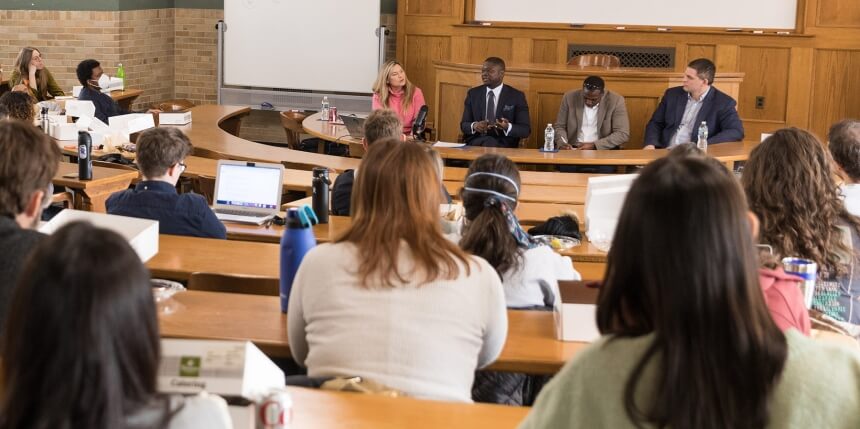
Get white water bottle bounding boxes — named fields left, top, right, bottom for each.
left=544, top=124, right=555, bottom=151
left=320, top=96, right=330, bottom=121
left=697, top=121, right=708, bottom=152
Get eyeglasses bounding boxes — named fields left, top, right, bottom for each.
left=583, top=83, right=603, bottom=92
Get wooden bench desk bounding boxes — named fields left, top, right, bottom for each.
left=159, top=290, right=588, bottom=375
left=53, top=162, right=138, bottom=212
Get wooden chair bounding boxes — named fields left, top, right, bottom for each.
left=190, top=175, right=216, bottom=205
left=51, top=191, right=75, bottom=208
left=567, top=54, right=621, bottom=68
left=187, top=272, right=280, bottom=296
left=152, top=99, right=195, bottom=112
left=279, top=110, right=309, bottom=150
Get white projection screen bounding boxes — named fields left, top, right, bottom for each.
left=475, top=0, right=797, bottom=30
left=224, top=0, right=382, bottom=93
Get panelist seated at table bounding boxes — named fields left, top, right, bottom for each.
left=289, top=140, right=507, bottom=403
left=0, top=91, right=36, bottom=123
left=8, top=47, right=65, bottom=102
left=0, top=121, right=61, bottom=332
left=76, top=59, right=159, bottom=123
left=554, top=76, right=630, bottom=151
left=460, top=57, right=530, bottom=148
left=644, top=58, right=744, bottom=149
left=331, top=109, right=451, bottom=216
left=106, top=128, right=227, bottom=239
left=372, top=60, right=425, bottom=135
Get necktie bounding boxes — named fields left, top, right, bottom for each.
left=486, top=90, right=496, bottom=122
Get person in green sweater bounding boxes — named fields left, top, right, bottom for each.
left=8, top=47, right=65, bottom=102
left=520, top=155, right=860, bottom=429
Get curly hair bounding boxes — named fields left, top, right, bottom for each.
left=742, top=127, right=860, bottom=276
left=0, top=91, right=36, bottom=123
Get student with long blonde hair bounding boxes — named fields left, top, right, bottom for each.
left=288, top=139, right=507, bottom=403
left=371, top=60, right=426, bottom=134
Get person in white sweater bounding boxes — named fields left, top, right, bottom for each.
left=288, top=139, right=508, bottom=403
left=0, top=222, right=232, bottom=429
left=458, top=154, right=580, bottom=308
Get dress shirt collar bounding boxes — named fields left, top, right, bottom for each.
left=135, top=180, right=178, bottom=194
left=688, top=86, right=711, bottom=102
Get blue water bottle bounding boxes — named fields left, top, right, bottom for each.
left=280, top=206, right=318, bottom=313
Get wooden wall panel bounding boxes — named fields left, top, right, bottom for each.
left=687, top=44, right=716, bottom=63
left=406, top=0, right=454, bottom=16
left=437, top=83, right=470, bottom=142
left=531, top=39, right=559, bottom=64
left=737, top=47, right=790, bottom=121
left=536, top=92, right=565, bottom=137
left=623, top=96, right=660, bottom=149
left=810, top=49, right=860, bottom=139
left=816, top=0, right=860, bottom=28
left=403, top=35, right=452, bottom=113
left=468, top=37, right=513, bottom=64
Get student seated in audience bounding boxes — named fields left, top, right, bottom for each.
left=744, top=128, right=860, bottom=326
left=106, top=128, right=227, bottom=239
left=519, top=155, right=860, bottom=429
left=288, top=139, right=508, bottom=403
left=331, top=109, right=451, bottom=216
left=372, top=60, right=426, bottom=135
left=828, top=119, right=860, bottom=216
left=0, top=91, right=36, bottom=123
left=0, top=120, right=60, bottom=333
left=7, top=47, right=65, bottom=102
left=0, top=222, right=232, bottom=429
left=75, top=59, right=159, bottom=123
left=459, top=154, right=580, bottom=308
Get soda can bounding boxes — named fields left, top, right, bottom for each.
left=782, top=257, right=817, bottom=309
left=330, top=106, right=338, bottom=122
left=259, top=389, right=293, bottom=429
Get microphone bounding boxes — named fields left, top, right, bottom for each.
left=412, top=105, right=429, bottom=141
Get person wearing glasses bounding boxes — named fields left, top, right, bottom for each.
left=460, top=57, right=531, bottom=148
left=554, top=76, right=629, bottom=151
left=8, top=47, right=65, bottom=102
left=106, top=128, right=226, bottom=239
left=644, top=58, right=744, bottom=149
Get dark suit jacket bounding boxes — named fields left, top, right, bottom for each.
left=460, top=84, right=530, bottom=148
left=554, top=89, right=630, bottom=149
left=644, top=86, right=744, bottom=148
left=331, top=169, right=452, bottom=216
left=0, top=216, right=44, bottom=333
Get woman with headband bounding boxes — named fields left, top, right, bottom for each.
left=459, top=154, right=580, bottom=309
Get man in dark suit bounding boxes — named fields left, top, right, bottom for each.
left=644, top=58, right=744, bottom=149
left=460, top=57, right=530, bottom=148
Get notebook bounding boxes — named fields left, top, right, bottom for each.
left=212, top=160, right=285, bottom=225
left=340, top=115, right=366, bottom=138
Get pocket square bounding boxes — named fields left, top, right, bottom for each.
left=503, top=105, right=515, bottom=112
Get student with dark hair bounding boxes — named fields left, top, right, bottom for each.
left=520, top=155, right=860, bottom=429
left=0, top=120, right=60, bottom=333
left=829, top=119, right=860, bottom=216
left=460, top=57, right=530, bottom=148
left=744, top=127, right=860, bottom=326
left=0, top=222, right=232, bottom=429
left=106, top=127, right=226, bottom=239
left=75, top=59, right=159, bottom=123
left=459, top=154, right=579, bottom=308
left=644, top=58, right=744, bottom=149
left=0, top=91, right=36, bottom=123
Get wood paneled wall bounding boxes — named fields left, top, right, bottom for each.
left=397, top=0, right=860, bottom=143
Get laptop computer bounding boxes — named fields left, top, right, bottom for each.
left=212, top=160, right=285, bottom=225
left=340, top=115, right=366, bottom=139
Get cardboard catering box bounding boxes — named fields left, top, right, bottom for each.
left=554, top=280, right=601, bottom=342
left=39, top=210, right=159, bottom=262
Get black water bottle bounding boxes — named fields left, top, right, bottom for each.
left=311, top=167, right=331, bottom=224
left=78, top=131, right=93, bottom=180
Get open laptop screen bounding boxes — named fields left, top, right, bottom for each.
left=215, top=163, right=282, bottom=210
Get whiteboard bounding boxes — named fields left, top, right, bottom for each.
left=224, top=0, right=381, bottom=93
left=475, top=0, right=797, bottom=30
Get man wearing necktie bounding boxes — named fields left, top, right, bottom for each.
left=460, top=57, right=531, bottom=148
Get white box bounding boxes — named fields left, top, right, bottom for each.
left=228, top=404, right=255, bottom=429
left=39, top=210, right=159, bottom=262
left=554, top=280, right=601, bottom=342
left=584, top=174, right=637, bottom=244
left=159, top=111, right=192, bottom=125
left=50, top=122, right=79, bottom=141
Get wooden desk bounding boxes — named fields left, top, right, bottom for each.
left=53, top=162, right=138, bottom=212
left=285, top=386, right=528, bottom=428
left=159, top=290, right=588, bottom=375
left=111, top=88, right=143, bottom=111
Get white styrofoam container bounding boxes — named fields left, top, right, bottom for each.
left=38, top=210, right=159, bottom=262
left=50, top=122, right=79, bottom=141
left=159, top=111, right=192, bottom=125
left=554, top=281, right=601, bottom=342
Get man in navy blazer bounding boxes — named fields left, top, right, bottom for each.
left=644, top=58, right=744, bottom=149
left=460, top=57, right=531, bottom=148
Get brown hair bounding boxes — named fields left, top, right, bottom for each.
left=828, top=119, right=860, bottom=182
left=459, top=154, right=523, bottom=275
left=135, top=128, right=193, bottom=179
left=372, top=61, right=416, bottom=117
left=337, top=139, right=471, bottom=287
left=0, top=120, right=61, bottom=218
left=363, top=109, right=402, bottom=145
left=600, top=155, right=787, bottom=428
left=0, top=92, right=36, bottom=123
left=13, top=47, right=48, bottom=100
left=743, top=127, right=860, bottom=276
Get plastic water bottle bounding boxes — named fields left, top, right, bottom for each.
left=311, top=167, right=331, bottom=224
left=116, top=63, right=125, bottom=81
left=543, top=124, right=555, bottom=152
left=77, top=131, right=93, bottom=180
left=697, top=121, right=708, bottom=152
left=279, top=208, right=317, bottom=313
left=320, top=96, right=330, bottom=122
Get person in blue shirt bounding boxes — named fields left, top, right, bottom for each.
left=106, top=128, right=227, bottom=239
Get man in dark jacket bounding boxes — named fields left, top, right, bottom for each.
left=644, top=58, right=744, bottom=149
left=460, top=57, right=531, bottom=148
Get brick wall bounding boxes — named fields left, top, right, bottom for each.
left=174, top=8, right=222, bottom=106
left=118, top=8, right=175, bottom=109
